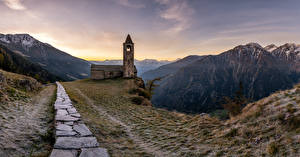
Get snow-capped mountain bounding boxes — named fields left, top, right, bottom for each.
left=271, top=43, right=300, bottom=61
left=264, top=43, right=300, bottom=71
left=150, top=42, right=300, bottom=113
left=0, top=34, right=40, bottom=50
left=264, top=44, right=278, bottom=52
left=0, top=33, right=90, bottom=81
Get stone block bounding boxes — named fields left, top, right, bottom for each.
left=54, top=137, right=99, bottom=149
left=56, top=115, right=79, bottom=122
left=74, top=124, right=93, bottom=136
left=57, top=124, right=73, bottom=131
left=79, top=148, right=110, bottom=157
left=49, top=149, right=78, bottom=157
left=56, top=130, right=77, bottom=137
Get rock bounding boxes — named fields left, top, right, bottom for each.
left=57, top=124, right=73, bottom=131
left=56, top=130, right=77, bottom=137
left=49, top=149, right=78, bottom=157
left=0, top=72, right=6, bottom=84
left=57, top=109, right=68, bottom=116
left=68, top=107, right=77, bottom=114
left=54, top=137, right=99, bottom=149
left=74, top=124, right=93, bottom=136
left=17, top=79, right=39, bottom=91
left=55, top=105, right=72, bottom=110
left=56, top=115, right=79, bottom=122
left=79, top=148, right=110, bottom=157
left=200, top=113, right=209, bottom=116
left=70, top=113, right=81, bottom=118
left=134, top=77, right=145, bottom=88
left=64, top=122, right=74, bottom=126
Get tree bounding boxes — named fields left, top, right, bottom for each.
left=0, top=53, right=4, bottom=67
left=222, top=81, right=247, bottom=117
left=145, top=77, right=162, bottom=99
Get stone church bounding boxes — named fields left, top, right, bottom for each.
left=90, top=34, right=137, bottom=80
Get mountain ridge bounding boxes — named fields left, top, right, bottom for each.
left=0, top=44, right=61, bottom=83
left=0, top=33, right=91, bottom=81
left=150, top=43, right=300, bottom=113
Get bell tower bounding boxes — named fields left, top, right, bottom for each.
left=123, top=34, right=135, bottom=78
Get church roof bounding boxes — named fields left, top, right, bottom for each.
left=125, top=34, right=133, bottom=44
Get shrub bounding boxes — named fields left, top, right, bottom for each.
left=128, top=88, right=138, bottom=94
left=140, top=99, right=152, bottom=106
left=216, top=151, right=224, bottom=157
left=266, top=141, right=279, bottom=155
left=277, top=113, right=285, bottom=123
left=131, top=96, right=144, bottom=105
left=136, top=88, right=151, bottom=99
left=210, top=109, right=229, bottom=120
left=222, top=97, right=243, bottom=117
left=286, top=115, right=300, bottom=130
left=222, top=81, right=247, bottom=117
left=241, top=128, right=253, bottom=138
left=286, top=104, right=296, bottom=113
left=128, top=88, right=151, bottom=100
left=225, top=128, right=238, bottom=137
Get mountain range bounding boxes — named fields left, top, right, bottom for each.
left=147, top=43, right=300, bottom=113
left=0, top=44, right=61, bottom=83
left=0, top=34, right=91, bottom=81
left=141, top=55, right=205, bottom=81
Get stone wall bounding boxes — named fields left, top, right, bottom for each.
left=90, top=65, right=123, bottom=80
left=50, top=82, right=109, bottom=157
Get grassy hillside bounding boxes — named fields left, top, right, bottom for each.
left=62, top=78, right=300, bottom=156
left=0, top=69, right=56, bottom=156
left=0, top=69, right=42, bottom=102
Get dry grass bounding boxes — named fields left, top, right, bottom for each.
left=0, top=69, right=41, bottom=103
left=62, top=79, right=300, bottom=156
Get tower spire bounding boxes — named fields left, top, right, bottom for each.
left=125, top=34, right=133, bottom=44
left=123, top=34, right=135, bottom=78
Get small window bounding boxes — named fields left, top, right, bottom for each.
left=126, top=45, right=131, bottom=52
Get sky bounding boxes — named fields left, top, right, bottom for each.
left=1, top=0, right=300, bottom=60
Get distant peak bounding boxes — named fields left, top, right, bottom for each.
left=265, top=44, right=277, bottom=47
left=245, top=42, right=263, bottom=48
left=2, top=33, right=33, bottom=38
left=282, top=43, right=298, bottom=48
left=0, top=33, right=37, bottom=47
left=264, top=44, right=278, bottom=52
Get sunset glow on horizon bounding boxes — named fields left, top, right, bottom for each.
left=1, top=0, right=300, bottom=60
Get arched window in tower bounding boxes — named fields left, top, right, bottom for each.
left=126, top=45, right=131, bottom=52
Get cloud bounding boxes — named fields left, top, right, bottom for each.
left=2, top=0, right=26, bottom=10
left=115, top=0, right=145, bottom=8
left=155, top=0, right=194, bottom=34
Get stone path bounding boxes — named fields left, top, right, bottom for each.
left=50, top=82, right=109, bottom=157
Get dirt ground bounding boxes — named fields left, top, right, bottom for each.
left=0, top=85, right=56, bottom=157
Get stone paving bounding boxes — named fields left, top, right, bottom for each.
left=50, top=82, right=109, bottom=157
